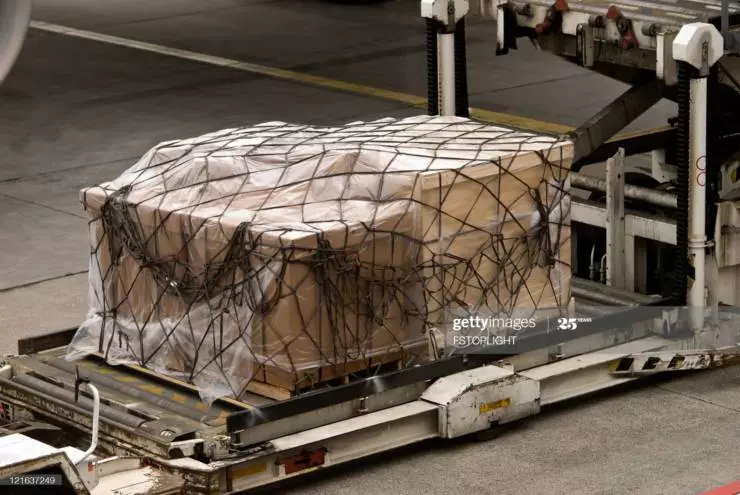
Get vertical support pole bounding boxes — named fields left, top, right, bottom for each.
left=454, top=18, right=470, bottom=117
left=571, top=224, right=579, bottom=276
left=438, top=32, right=456, bottom=116
left=688, top=76, right=708, bottom=332
left=479, top=0, right=495, bottom=17
left=706, top=251, right=720, bottom=325
left=656, top=31, right=677, bottom=86
left=673, top=22, right=723, bottom=328
left=624, top=234, right=636, bottom=292
left=426, top=18, right=440, bottom=116
left=722, top=0, right=730, bottom=50
left=606, top=148, right=626, bottom=289
left=496, top=3, right=506, bottom=54
left=673, top=61, right=691, bottom=308
left=422, top=0, right=469, bottom=116
left=576, top=23, right=594, bottom=68
left=634, top=237, right=649, bottom=293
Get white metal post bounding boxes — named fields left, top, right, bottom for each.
left=606, top=148, right=626, bottom=290
left=496, top=4, right=506, bottom=53
left=438, top=33, right=456, bottom=116
left=688, top=77, right=708, bottom=331
left=421, top=0, right=467, bottom=116
left=673, top=23, right=723, bottom=332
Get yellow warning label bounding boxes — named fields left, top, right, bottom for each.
left=233, top=463, right=268, bottom=479
left=731, top=167, right=739, bottom=183
left=479, top=398, right=511, bottom=414
left=668, top=356, right=685, bottom=369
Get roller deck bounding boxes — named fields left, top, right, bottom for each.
left=0, top=277, right=680, bottom=459
left=522, top=0, right=740, bottom=27
left=490, top=0, right=740, bottom=87
left=2, top=274, right=739, bottom=493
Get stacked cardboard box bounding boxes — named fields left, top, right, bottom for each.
left=70, top=116, right=573, bottom=402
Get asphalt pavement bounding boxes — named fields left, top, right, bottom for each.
left=0, top=1, right=736, bottom=494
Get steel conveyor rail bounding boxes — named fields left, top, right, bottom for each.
left=227, top=287, right=674, bottom=436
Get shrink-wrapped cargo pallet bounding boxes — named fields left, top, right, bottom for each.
left=67, top=116, right=573, bottom=404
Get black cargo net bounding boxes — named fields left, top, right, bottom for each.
left=67, top=116, right=573, bottom=404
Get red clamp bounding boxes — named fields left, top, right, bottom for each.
left=606, top=6, right=638, bottom=49
left=536, top=0, right=569, bottom=34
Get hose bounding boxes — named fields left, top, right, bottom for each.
left=454, top=18, right=470, bottom=118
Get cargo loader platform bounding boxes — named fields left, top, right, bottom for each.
left=2, top=277, right=739, bottom=493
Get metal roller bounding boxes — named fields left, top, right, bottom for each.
left=6, top=373, right=148, bottom=429
left=571, top=277, right=661, bottom=306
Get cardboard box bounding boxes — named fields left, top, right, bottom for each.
left=412, top=136, right=573, bottom=325
left=82, top=186, right=427, bottom=393
left=74, top=116, right=574, bottom=399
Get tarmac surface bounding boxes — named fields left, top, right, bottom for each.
left=0, top=1, right=737, bottom=494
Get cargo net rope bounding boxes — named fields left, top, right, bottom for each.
left=66, top=116, right=574, bottom=405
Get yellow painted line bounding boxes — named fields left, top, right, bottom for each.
left=30, top=21, right=671, bottom=140
left=29, top=20, right=571, bottom=135
left=90, top=352, right=254, bottom=410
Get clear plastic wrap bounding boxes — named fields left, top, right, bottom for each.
left=66, top=115, right=574, bottom=404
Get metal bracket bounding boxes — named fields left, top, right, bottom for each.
left=570, top=78, right=664, bottom=167
left=576, top=23, right=594, bottom=68
left=606, top=6, right=638, bottom=50
left=536, top=0, right=569, bottom=35
left=672, top=23, right=723, bottom=75
left=74, top=366, right=90, bottom=403
left=656, top=31, right=677, bottom=86
left=421, top=0, right=469, bottom=29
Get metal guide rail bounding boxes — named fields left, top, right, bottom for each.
left=486, top=0, right=740, bottom=81
left=1, top=290, right=739, bottom=493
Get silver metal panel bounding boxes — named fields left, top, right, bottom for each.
left=420, top=365, right=514, bottom=404
left=520, top=335, right=673, bottom=404
left=572, top=197, right=677, bottom=244
left=0, top=433, right=58, bottom=467
left=234, top=382, right=427, bottom=448
left=269, top=400, right=439, bottom=452
left=421, top=366, right=540, bottom=438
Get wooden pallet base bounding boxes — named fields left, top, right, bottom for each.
left=245, top=357, right=405, bottom=402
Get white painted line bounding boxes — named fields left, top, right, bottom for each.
left=30, top=21, right=251, bottom=70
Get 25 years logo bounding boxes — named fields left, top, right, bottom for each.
left=555, top=317, right=591, bottom=331
left=556, top=317, right=578, bottom=330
